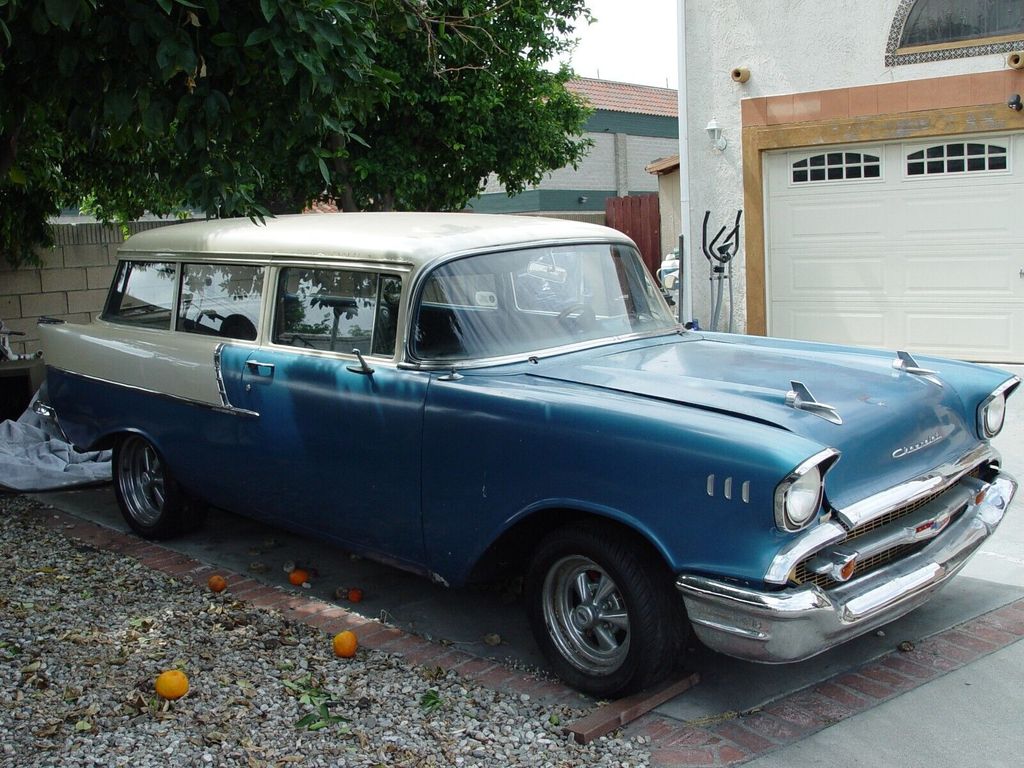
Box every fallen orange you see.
[332,630,358,658]
[288,568,309,586]
[347,587,363,603]
[154,669,189,700]
[207,574,227,593]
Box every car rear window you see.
[103,261,178,329]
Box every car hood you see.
[528,334,982,508]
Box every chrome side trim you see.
[401,328,686,372]
[50,366,260,419]
[837,443,998,529]
[213,343,230,408]
[31,399,72,443]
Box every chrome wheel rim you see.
[541,555,630,676]
[117,436,166,528]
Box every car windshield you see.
[412,243,678,361]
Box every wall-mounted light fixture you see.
[705,118,727,151]
[1009,94,1023,112]
[577,195,588,204]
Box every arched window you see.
[792,152,881,184]
[886,0,1024,66]
[906,142,1008,176]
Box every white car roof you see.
[119,212,635,268]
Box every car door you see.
[226,265,429,568]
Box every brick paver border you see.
[29,503,1024,767]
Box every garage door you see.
[765,132,1024,362]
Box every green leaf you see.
[8,168,27,185]
[278,56,297,85]
[156,0,172,13]
[210,32,235,47]
[103,92,134,125]
[260,0,277,22]
[245,28,273,47]
[203,0,219,26]
[57,45,79,77]
[294,713,318,729]
[317,157,330,186]
[0,18,10,48]
[43,0,78,30]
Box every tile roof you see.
[567,77,678,118]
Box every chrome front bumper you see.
[675,473,1016,663]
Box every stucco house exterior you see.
[468,78,678,224]
[668,0,1024,362]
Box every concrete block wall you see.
[0,221,175,356]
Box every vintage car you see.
[36,213,1017,697]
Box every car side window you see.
[103,261,178,329]
[177,263,264,341]
[274,267,402,357]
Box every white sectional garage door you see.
[765,132,1024,362]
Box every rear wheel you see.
[526,522,689,698]
[113,434,204,539]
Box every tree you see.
[324,1,594,212]
[1,1,592,268]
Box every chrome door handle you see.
[245,360,276,375]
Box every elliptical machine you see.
[701,209,742,333]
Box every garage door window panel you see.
[791,152,881,184]
[906,142,1008,176]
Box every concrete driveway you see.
[31,364,1024,727]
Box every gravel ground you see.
[0,495,650,768]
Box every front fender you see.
[421,371,830,586]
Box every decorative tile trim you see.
[886,0,1024,67]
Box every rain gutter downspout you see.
[676,0,693,326]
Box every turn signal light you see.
[838,558,857,582]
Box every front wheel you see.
[525,523,689,698]
[113,434,204,539]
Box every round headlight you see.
[785,466,822,528]
[982,393,1006,438]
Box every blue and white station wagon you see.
[37,213,1018,697]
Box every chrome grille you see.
[794,542,926,588]
[791,466,982,589]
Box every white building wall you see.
[679,0,1012,332]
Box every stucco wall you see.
[679,0,1017,332]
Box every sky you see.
[556,0,679,90]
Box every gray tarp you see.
[0,391,111,492]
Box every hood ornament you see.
[785,381,843,425]
[893,351,942,386]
